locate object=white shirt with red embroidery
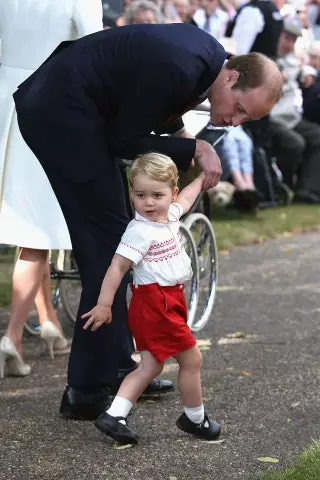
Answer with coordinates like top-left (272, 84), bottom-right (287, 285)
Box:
top-left (115, 203), bottom-right (192, 286)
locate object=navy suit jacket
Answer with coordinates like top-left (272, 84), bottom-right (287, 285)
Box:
top-left (14, 24), bottom-right (227, 181)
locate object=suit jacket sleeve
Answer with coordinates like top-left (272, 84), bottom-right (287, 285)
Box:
top-left (154, 116), bottom-right (185, 135)
top-left (107, 63), bottom-right (197, 171)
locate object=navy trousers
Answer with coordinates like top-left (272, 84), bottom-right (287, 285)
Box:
top-left (16, 112), bottom-right (134, 390)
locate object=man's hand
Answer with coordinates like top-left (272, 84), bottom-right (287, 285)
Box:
top-left (82, 304), bottom-right (112, 331)
top-left (194, 139), bottom-right (222, 190)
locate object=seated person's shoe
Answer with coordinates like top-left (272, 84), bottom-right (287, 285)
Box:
top-left (293, 189), bottom-right (320, 204)
top-left (95, 412), bottom-right (139, 445)
top-left (106, 378), bottom-right (174, 397)
top-left (60, 386), bottom-right (111, 421)
top-left (176, 413), bottom-right (221, 441)
top-left (234, 189), bottom-right (259, 212)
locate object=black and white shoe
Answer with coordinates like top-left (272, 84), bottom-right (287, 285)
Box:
top-left (176, 413), bottom-right (221, 441)
top-left (95, 412), bottom-right (139, 445)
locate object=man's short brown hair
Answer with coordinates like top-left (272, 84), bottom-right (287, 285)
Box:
top-left (225, 52), bottom-right (282, 102)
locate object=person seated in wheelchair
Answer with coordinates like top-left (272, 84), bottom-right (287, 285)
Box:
top-left (81, 152), bottom-right (221, 445)
top-left (218, 125), bottom-right (259, 211)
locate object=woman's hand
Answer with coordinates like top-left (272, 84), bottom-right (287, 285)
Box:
top-left (82, 304), bottom-right (112, 331)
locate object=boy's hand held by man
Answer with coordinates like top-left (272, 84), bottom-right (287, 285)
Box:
top-left (81, 304), bottom-right (112, 331)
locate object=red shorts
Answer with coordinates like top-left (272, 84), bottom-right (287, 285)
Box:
top-left (128, 283), bottom-right (196, 362)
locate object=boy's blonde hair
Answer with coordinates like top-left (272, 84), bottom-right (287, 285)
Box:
top-left (129, 152), bottom-right (179, 189)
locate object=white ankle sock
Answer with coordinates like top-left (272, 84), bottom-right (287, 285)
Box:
top-left (184, 404), bottom-right (205, 424)
top-left (107, 396), bottom-right (133, 424)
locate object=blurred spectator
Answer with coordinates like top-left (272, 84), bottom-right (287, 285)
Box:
top-left (308, 39), bottom-right (320, 67)
top-left (173, 0), bottom-right (199, 23)
top-left (269, 20), bottom-right (320, 203)
top-left (162, 0), bottom-right (182, 22)
top-left (193, 0), bottom-right (229, 39)
top-left (125, 0), bottom-right (164, 23)
top-left (302, 42), bottom-right (320, 124)
top-left (189, 0), bottom-right (201, 18)
top-left (282, 3), bottom-right (315, 60)
top-left (307, 0), bottom-right (320, 40)
top-left (220, 126), bottom-right (259, 211)
top-left (227, 0), bottom-right (283, 58)
top-left (221, 126), bottom-right (255, 191)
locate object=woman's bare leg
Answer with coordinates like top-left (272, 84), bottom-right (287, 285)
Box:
top-left (34, 261), bottom-right (63, 334)
top-left (5, 248), bottom-right (48, 354)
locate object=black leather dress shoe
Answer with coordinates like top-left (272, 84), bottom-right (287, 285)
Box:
top-left (141, 378), bottom-right (175, 396)
top-left (95, 412), bottom-right (139, 445)
top-left (106, 378), bottom-right (175, 397)
top-left (176, 413), bottom-right (221, 441)
top-left (60, 386), bottom-right (111, 421)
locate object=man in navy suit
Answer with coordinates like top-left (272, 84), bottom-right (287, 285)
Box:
top-left (14, 24), bottom-right (282, 421)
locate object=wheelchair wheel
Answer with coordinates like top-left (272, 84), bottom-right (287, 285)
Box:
top-left (179, 223), bottom-right (199, 329)
top-left (275, 182), bottom-right (292, 206)
top-left (183, 213), bottom-right (218, 332)
top-left (58, 250), bottom-right (82, 324)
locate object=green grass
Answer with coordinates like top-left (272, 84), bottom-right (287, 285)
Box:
top-left (212, 204), bottom-right (320, 251)
top-left (0, 249), bottom-right (15, 307)
top-left (253, 442), bottom-right (320, 480)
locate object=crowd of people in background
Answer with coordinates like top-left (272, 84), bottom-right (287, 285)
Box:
top-left (102, 0), bottom-right (320, 210)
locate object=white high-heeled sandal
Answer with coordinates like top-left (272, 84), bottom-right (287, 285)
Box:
top-left (0, 336), bottom-right (31, 379)
top-left (40, 320), bottom-right (68, 359)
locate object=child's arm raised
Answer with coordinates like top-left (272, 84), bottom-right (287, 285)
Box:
top-left (82, 254), bottom-right (132, 331)
top-left (176, 172), bottom-right (205, 215)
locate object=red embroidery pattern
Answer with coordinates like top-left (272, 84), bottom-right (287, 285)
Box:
top-left (119, 242), bottom-right (144, 255)
top-left (144, 250), bottom-right (181, 263)
top-left (146, 244), bottom-right (177, 257)
top-left (149, 238), bottom-right (175, 250)
top-left (144, 239), bottom-right (183, 262)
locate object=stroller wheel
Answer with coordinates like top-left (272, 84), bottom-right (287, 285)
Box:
top-left (275, 183), bottom-right (292, 206)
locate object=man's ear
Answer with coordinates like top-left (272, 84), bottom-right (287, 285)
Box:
top-left (225, 69), bottom-right (240, 87)
top-left (172, 186), bottom-right (179, 201)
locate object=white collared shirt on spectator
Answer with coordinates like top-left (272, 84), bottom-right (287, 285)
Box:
top-left (231, 6), bottom-right (265, 54)
top-left (193, 8), bottom-right (229, 40)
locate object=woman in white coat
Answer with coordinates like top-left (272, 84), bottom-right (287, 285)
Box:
top-left (0, 0), bottom-right (103, 378)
